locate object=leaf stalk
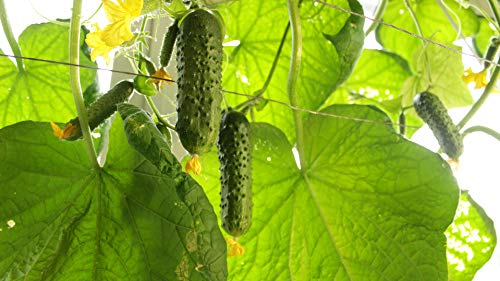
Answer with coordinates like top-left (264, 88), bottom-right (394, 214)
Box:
top-left (287, 0), bottom-right (307, 171)
top-left (0, 0), bottom-right (24, 73)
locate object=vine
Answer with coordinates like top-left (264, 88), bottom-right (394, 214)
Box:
top-left (70, 0), bottom-right (99, 169)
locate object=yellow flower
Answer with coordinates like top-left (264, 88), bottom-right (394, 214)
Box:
top-left (101, 0), bottom-right (143, 46)
top-left (185, 154), bottom-right (201, 175)
top-left (85, 0), bottom-right (143, 63)
top-left (150, 67), bottom-right (173, 89)
top-left (462, 68), bottom-right (488, 89)
top-left (50, 121), bottom-right (81, 140)
top-left (225, 237), bottom-right (245, 257)
top-left (85, 24), bottom-right (115, 64)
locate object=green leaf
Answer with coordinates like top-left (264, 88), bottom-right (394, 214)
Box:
top-left (193, 105), bottom-right (459, 280)
top-left (323, 0), bottom-right (365, 87)
top-left (0, 118), bottom-right (227, 280)
top-left (221, 0), bottom-right (361, 140)
top-left (376, 0), bottom-right (479, 65)
top-left (472, 17), bottom-right (498, 58)
top-left (0, 23), bottom-right (96, 128)
top-left (401, 44), bottom-right (473, 109)
top-left (446, 191), bottom-right (496, 281)
top-left (343, 49), bottom-right (412, 102)
top-left (117, 103), bottom-right (180, 175)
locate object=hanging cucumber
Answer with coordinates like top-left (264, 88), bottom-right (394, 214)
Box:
top-left (159, 19), bottom-right (179, 68)
top-left (175, 9), bottom-right (223, 173)
top-left (217, 109), bottom-right (253, 238)
top-left (413, 91), bottom-right (463, 160)
top-left (52, 80), bottom-right (134, 141)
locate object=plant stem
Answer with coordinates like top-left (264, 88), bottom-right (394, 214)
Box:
top-left (256, 23), bottom-right (290, 98)
top-left (457, 56), bottom-right (500, 130)
top-left (404, 0), bottom-right (433, 84)
top-left (462, 126), bottom-right (500, 142)
top-left (287, 0), bottom-right (307, 171)
top-left (365, 0), bottom-right (387, 36)
top-left (234, 23), bottom-right (290, 111)
top-left (146, 95), bottom-right (176, 130)
top-left (487, 0), bottom-right (500, 25)
top-left (70, 0), bottom-right (99, 169)
top-left (0, 0), bottom-right (24, 73)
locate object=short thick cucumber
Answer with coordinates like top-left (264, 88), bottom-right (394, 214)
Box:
top-left (217, 110), bottom-right (253, 237)
top-left (175, 9), bottom-right (223, 156)
top-left (64, 80), bottom-right (134, 140)
top-left (413, 91), bottom-right (463, 160)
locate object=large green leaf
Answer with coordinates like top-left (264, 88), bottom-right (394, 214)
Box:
top-left (0, 117), bottom-right (227, 280)
top-left (220, 0), bottom-right (363, 140)
top-left (401, 44), bottom-right (473, 109)
top-left (446, 191), bottom-right (496, 281)
top-left (326, 49), bottom-right (412, 110)
top-left (0, 23), bottom-right (96, 128)
top-left (193, 104), bottom-right (459, 280)
top-left (343, 49), bottom-right (412, 100)
top-left (376, 0), bottom-right (479, 65)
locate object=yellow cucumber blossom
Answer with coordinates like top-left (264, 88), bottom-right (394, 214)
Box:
top-left (225, 237), bottom-right (244, 257)
top-left (85, 0), bottom-right (143, 63)
top-left (462, 68), bottom-right (488, 89)
top-left (85, 24), bottom-right (115, 64)
top-left (50, 121), bottom-right (80, 140)
top-left (150, 67), bottom-right (173, 90)
top-left (185, 154), bottom-right (202, 175)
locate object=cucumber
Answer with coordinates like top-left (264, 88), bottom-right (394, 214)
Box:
top-left (217, 109), bottom-right (253, 237)
top-left (175, 9), bottom-right (223, 156)
top-left (413, 91), bottom-right (463, 160)
top-left (60, 80), bottom-right (134, 140)
top-left (159, 19), bottom-right (179, 68)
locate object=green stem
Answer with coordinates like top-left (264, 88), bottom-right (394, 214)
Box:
top-left (462, 126), bottom-right (500, 142)
top-left (287, 0), bottom-right (306, 171)
top-left (404, 0), bottom-right (424, 38)
top-left (365, 0), bottom-right (387, 36)
top-left (487, 0), bottom-right (500, 25)
top-left (256, 23), bottom-right (290, 98)
top-left (457, 56), bottom-right (500, 130)
top-left (404, 0), bottom-right (432, 84)
top-left (70, 0), bottom-right (99, 169)
top-left (146, 96), bottom-right (176, 130)
top-left (234, 23), bottom-right (290, 111)
top-left (0, 0), bottom-right (24, 73)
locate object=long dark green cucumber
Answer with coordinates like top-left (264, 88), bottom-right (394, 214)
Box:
top-left (413, 91), bottom-right (463, 160)
top-left (159, 19), bottom-right (179, 67)
top-left (65, 80), bottom-right (134, 140)
top-left (217, 110), bottom-right (253, 237)
top-left (175, 9), bottom-right (223, 155)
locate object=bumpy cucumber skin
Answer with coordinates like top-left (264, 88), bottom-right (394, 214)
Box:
top-left (175, 9), bottom-right (223, 155)
top-left (413, 91), bottom-right (463, 160)
top-left (217, 110), bottom-right (253, 237)
top-left (67, 80), bottom-right (134, 140)
top-left (159, 20), bottom-right (179, 68)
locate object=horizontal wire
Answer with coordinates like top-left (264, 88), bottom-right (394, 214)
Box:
top-left (0, 53), bottom-right (176, 83)
top-left (0, 52), bottom-right (412, 128)
top-left (4, 0), bottom-right (479, 131)
top-left (314, 0), bottom-right (499, 67)
top-left (223, 89), bottom-right (421, 129)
